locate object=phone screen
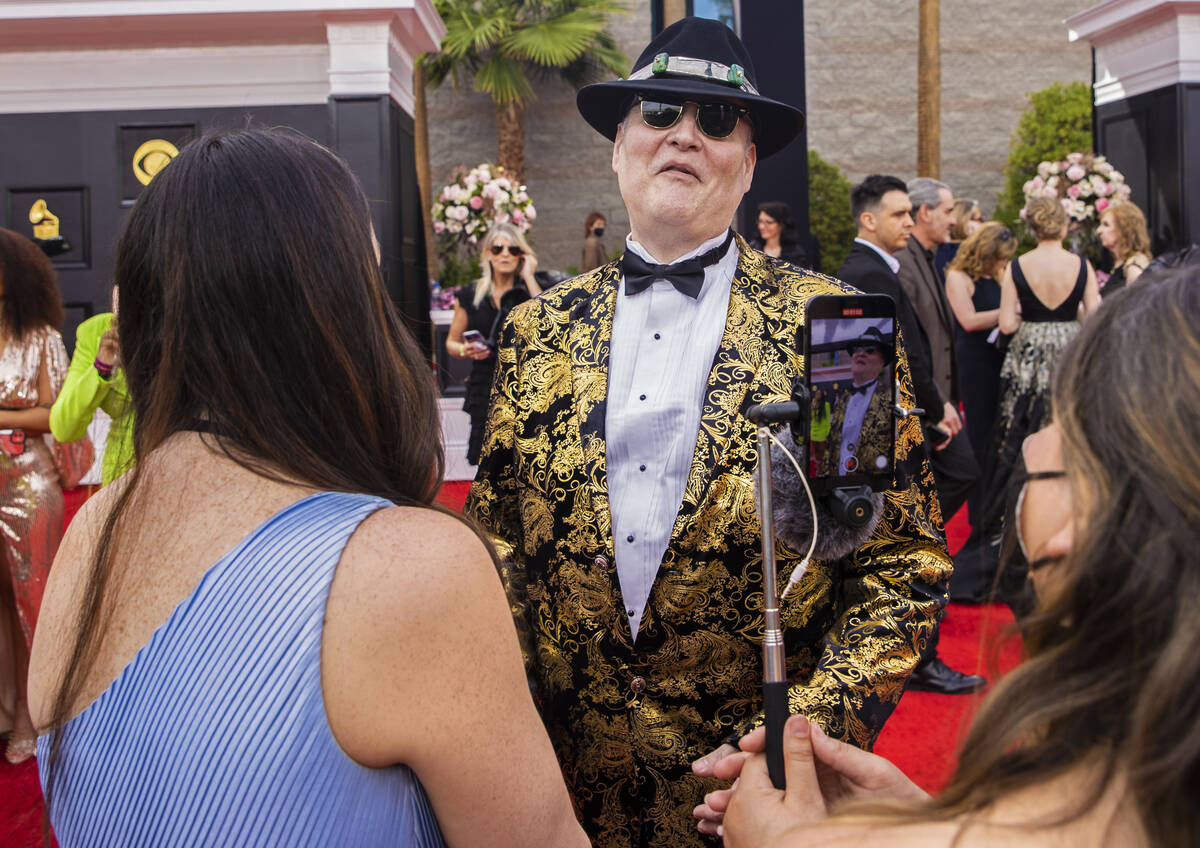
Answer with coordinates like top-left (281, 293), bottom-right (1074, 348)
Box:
top-left (462, 330), bottom-right (485, 347)
top-left (805, 295), bottom-right (897, 494)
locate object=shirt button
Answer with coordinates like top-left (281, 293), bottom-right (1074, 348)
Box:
top-left (639, 394), bottom-right (646, 401)
top-left (627, 534), bottom-right (635, 543)
top-left (654, 333), bottom-right (661, 340)
top-left (639, 464), bottom-right (646, 472)
top-left (593, 554), bottom-right (609, 570)
top-left (627, 608), bottom-right (636, 617)
top-left (630, 676), bottom-right (647, 694)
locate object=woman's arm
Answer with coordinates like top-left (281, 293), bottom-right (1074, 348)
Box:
top-left (446, 302), bottom-right (490, 362)
top-left (521, 253), bottom-right (542, 297)
top-left (1081, 262), bottom-right (1101, 318)
top-left (998, 264), bottom-right (1022, 335)
top-left (945, 270), bottom-right (999, 332)
top-left (0, 355), bottom-right (52, 433)
top-left (50, 320), bottom-right (112, 443)
top-left (322, 509), bottom-right (589, 848)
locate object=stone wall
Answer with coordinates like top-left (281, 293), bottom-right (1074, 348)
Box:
top-left (805, 0), bottom-right (1095, 214)
top-left (425, 1), bottom-right (1097, 274)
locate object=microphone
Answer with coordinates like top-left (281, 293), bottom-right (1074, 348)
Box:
top-left (769, 436), bottom-right (885, 562)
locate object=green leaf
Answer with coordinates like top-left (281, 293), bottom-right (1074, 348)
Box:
top-left (474, 54), bottom-right (535, 104)
top-left (503, 11), bottom-right (605, 66)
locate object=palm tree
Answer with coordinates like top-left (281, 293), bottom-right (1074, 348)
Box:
top-left (422, 0), bottom-right (628, 182)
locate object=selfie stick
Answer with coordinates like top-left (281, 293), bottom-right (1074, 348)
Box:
top-left (753, 423), bottom-right (788, 790)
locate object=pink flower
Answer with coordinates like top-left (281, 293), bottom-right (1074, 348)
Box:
top-left (1067, 184), bottom-right (1081, 199)
top-left (433, 221), bottom-right (445, 234)
top-left (1066, 165), bottom-right (1086, 181)
top-left (511, 208), bottom-right (524, 223)
top-left (1031, 176), bottom-right (1045, 190)
top-left (1095, 198), bottom-right (1109, 213)
top-left (469, 195), bottom-right (483, 210)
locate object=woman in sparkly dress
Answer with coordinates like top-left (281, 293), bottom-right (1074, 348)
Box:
top-left (0, 228), bottom-right (68, 763)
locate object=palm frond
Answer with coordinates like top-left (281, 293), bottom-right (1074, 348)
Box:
top-left (441, 11), bottom-right (510, 57)
top-left (502, 10), bottom-right (606, 66)
top-left (474, 54), bottom-right (536, 104)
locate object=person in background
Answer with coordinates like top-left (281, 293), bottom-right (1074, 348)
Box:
top-left (49, 287), bottom-right (133, 485)
top-left (0, 227), bottom-right (69, 764)
top-left (706, 269), bottom-right (1200, 848)
top-left (750, 201), bottom-right (809, 266)
top-left (582, 210), bottom-right (608, 272)
top-left (446, 223), bottom-right (540, 466)
top-left (28, 129), bottom-right (587, 847)
top-left (935, 198), bottom-right (982, 277)
top-left (961, 197), bottom-right (1099, 606)
top-left (945, 224), bottom-right (1016, 497)
top-left (1096, 201), bottom-right (1151, 296)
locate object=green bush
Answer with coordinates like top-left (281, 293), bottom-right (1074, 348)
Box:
top-left (994, 81), bottom-right (1093, 230)
top-left (807, 149), bottom-right (856, 276)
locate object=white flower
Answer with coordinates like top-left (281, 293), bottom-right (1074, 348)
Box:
top-left (1110, 170), bottom-right (1124, 183)
top-left (1037, 161), bottom-right (1052, 179)
top-left (526, 205), bottom-right (537, 220)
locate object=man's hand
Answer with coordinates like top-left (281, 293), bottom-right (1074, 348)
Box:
top-left (937, 402), bottom-right (963, 445)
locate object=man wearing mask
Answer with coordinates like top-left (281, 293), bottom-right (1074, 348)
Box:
top-left (467, 18), bottom-right (952, 847)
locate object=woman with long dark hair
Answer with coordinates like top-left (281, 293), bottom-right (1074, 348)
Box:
top-left (705, 269), bottom-right (1200, 846)
top-left (0, 228), bottom-right (68, 764)
top-left (27, 130), bottom-right (586, 847)
top-left (750, 201), bottom-right (808, 266)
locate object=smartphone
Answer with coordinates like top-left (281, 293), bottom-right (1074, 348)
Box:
top-left (924, 424), bottom-right (952, 449)
top-left (804, 294), bottom-right (897, 495)
top-left (462, 330), bottom-right (486, 348)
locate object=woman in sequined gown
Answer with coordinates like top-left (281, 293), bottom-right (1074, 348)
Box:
top-left (966, 198), bottom-right (1099, 605)
top-left (0, 228), bottom-right (68, 763)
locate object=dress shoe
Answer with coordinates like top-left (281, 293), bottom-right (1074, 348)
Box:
top-left (906, 656), bottom-right (986, 695)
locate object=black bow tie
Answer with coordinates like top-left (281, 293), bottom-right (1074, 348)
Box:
top-left (849, 379), bottom-right (877, 396)
top-left (621, 231), bottom-right (735, 299)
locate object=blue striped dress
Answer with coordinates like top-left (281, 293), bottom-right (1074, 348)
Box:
top-left (38, 491), bottom-right (446, 847)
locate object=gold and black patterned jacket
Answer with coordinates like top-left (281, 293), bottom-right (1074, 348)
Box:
top-left (819, 380), bottom-right (893, 477)
top-left (466, 240), bottom-right (952, 848)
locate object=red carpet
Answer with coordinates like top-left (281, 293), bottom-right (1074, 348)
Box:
top-left (1, 483), bottom-right (1016, 843)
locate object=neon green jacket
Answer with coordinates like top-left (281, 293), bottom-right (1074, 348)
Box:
top-left (49, 313), bottom-right (134, 484)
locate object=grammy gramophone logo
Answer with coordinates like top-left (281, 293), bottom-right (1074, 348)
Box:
top-left (28, 198), bottom-right (71, 256)
top-left (132, 139), bottom-right (180, 186)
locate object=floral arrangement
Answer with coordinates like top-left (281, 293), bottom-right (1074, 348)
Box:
top-left (1021, 152), bottom-right (1131, 226)
top-left (431, 163), bottom-right (536, 247)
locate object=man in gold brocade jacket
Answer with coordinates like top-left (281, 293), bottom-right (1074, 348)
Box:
top-left (466, 18), bottom-right (952, 848)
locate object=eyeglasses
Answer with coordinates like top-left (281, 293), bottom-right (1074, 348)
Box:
top-left (848, 344), bottom-right (880, 356)
top-left (1013, 467), bottom-right (1068, 570)
top-left (489, 244), bottom-right (523, 257)
top-left (637, 96), bottom-right (749, 140)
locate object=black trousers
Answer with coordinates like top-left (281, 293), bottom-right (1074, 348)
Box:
top-left (917, 430), bottom-right (979, 668)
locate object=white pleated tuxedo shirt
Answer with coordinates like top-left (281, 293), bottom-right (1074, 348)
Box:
top-left (606, 231), bottom-right (738, 641)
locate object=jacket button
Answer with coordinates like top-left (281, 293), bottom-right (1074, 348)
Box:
top-left (593, 555), bottom-right (611, 570)
top-left (630, 676), bottom-right (647, 694)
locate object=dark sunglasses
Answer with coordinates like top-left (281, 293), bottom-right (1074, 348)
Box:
top-left (848, 344), bottom-right (880, 356)
top-left (637, 96), bottom-right (749, 140)
top-left (999, 228), bottom-right (1015, 242)
top-left (489, 244), bottom-right (523, 257)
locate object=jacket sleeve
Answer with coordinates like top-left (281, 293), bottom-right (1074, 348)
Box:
top-left (737, 329), bottom-right (952, 749)
top-left (463, 311), bottom-right (536, 674)
top-left (49, 321), bottom-right (109, 443)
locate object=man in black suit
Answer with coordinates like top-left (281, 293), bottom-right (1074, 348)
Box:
top-left (837, 174), bottom-right (985, 695)
top-left (896, 177), bottom-right (979, 523)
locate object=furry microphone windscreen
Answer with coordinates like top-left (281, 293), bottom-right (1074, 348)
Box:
top-left (769, 436), bottom-right (885, 562)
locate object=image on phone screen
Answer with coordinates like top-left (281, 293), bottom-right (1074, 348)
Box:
top-left (805, 295), bottom-right (896, 493)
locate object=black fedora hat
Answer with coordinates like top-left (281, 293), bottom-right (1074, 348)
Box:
top-left (576, 17), bottom-right (804, 159)
top-left (845, 326), bottom-right (895, 364)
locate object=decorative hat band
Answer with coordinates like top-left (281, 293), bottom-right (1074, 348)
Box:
top-left (626, 52), bottom-right (761, 96)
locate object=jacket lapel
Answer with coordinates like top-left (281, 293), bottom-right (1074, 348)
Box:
top-left (669, 237), bottom-right (794, 540)
top-left (569, 261), bottom-right (621, 558)
top-left (909, 239), bottom-right (953, 333)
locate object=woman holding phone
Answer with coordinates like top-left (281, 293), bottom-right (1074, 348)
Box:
top-left (446, 223), bottom-right (540, 465)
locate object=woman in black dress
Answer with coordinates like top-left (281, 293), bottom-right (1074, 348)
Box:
top-left (749, 201), bottom-right (808, 267)
top-left (1097, 201), bottom-right (1151, 296)
top-left (945, 222), bottom-right (1017, 475)
top-left (446, 223), bottom-right (540, 465)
